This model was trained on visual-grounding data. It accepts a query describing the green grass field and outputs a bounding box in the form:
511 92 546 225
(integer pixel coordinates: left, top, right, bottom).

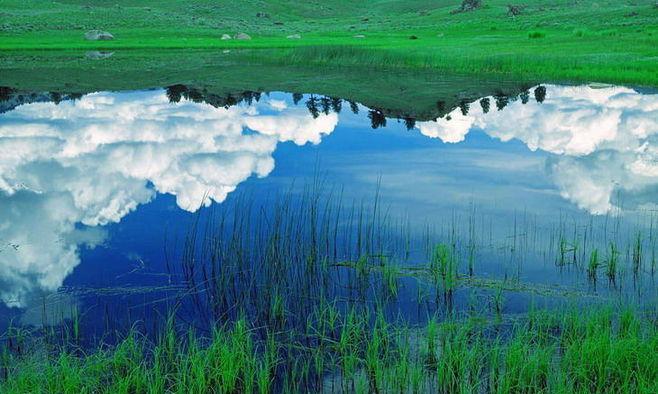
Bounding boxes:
1 0 658 85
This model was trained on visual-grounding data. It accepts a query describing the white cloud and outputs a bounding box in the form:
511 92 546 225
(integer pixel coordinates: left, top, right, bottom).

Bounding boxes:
0 91 338 306
416 85 658 214
417 113 472 143
268 99 288 111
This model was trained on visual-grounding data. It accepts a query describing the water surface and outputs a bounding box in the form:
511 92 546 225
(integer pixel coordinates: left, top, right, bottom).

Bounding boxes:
0 83 656 335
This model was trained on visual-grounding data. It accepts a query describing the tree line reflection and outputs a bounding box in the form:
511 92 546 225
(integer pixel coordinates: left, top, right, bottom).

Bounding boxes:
1 84 547 131
162 85 548 131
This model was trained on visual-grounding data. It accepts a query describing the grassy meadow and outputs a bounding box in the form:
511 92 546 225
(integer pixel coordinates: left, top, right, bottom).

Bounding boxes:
1 1 658 86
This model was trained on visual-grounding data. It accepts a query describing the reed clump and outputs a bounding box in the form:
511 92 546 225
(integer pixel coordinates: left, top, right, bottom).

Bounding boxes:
1 306 656 393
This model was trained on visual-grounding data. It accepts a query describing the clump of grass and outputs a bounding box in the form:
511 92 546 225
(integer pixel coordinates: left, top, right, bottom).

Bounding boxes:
573 28 588 37
430 243 458 306
632 231 643 276
436 320 484 393
338 309 363 385
425 317 439 369
587 248 599 283
492 282 505 320
606 242 619 284
560 309 657 393
2 306 657 393
381 262 399 297
493 331 553 392
556 236 578 266
528 31 545 39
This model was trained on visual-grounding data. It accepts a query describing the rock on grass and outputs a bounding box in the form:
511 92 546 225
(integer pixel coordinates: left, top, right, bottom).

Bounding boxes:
84 30 114 41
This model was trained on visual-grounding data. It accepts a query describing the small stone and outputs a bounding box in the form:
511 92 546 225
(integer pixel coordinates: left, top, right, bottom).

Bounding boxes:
84 30 114 41
236 32 251 40
286 34 301 39
85 51 114 59
221 34 232 40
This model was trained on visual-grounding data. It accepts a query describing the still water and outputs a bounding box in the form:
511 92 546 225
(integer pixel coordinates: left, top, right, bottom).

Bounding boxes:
0 84 656 336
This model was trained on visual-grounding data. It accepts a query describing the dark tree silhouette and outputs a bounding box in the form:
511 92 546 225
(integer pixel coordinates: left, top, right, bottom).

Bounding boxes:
320 97 332 115
166 84 187 103
306 96 320 118
0 87 15 102
403 117 416 130
330 97 342 114
436 100 446 114
480 97 490 113
292 93 303 105
49 92 62 105
348 100 359 114
223 94 238 109
494 93 509 111
243 92 255 106
534 86 547 103
459 100 470 116
520 90 530 104
185 88 204 103
69 93 84 101
243 91 261 106
368 109 387 129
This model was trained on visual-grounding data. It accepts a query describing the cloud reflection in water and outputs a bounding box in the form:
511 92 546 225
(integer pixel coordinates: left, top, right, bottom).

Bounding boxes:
1 84 656 308
417 85 658 214
0 91 337 306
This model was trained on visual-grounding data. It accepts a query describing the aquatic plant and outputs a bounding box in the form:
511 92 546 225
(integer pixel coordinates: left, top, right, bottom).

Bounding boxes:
587 248 600 283
633 231 643 276
606 242 619 285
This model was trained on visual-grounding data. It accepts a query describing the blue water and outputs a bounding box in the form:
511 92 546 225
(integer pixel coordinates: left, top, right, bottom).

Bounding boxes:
0 84 656 336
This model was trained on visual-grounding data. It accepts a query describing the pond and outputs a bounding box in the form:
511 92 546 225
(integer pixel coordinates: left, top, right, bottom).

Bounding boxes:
0 83 656 345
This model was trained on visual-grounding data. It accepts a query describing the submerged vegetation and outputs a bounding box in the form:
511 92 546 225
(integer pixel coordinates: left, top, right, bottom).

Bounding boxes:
1 184 656 392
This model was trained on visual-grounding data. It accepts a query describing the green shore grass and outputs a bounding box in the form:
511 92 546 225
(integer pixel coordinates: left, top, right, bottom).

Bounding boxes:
1 307 656 393
0 49 535 121
1 1 657 86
